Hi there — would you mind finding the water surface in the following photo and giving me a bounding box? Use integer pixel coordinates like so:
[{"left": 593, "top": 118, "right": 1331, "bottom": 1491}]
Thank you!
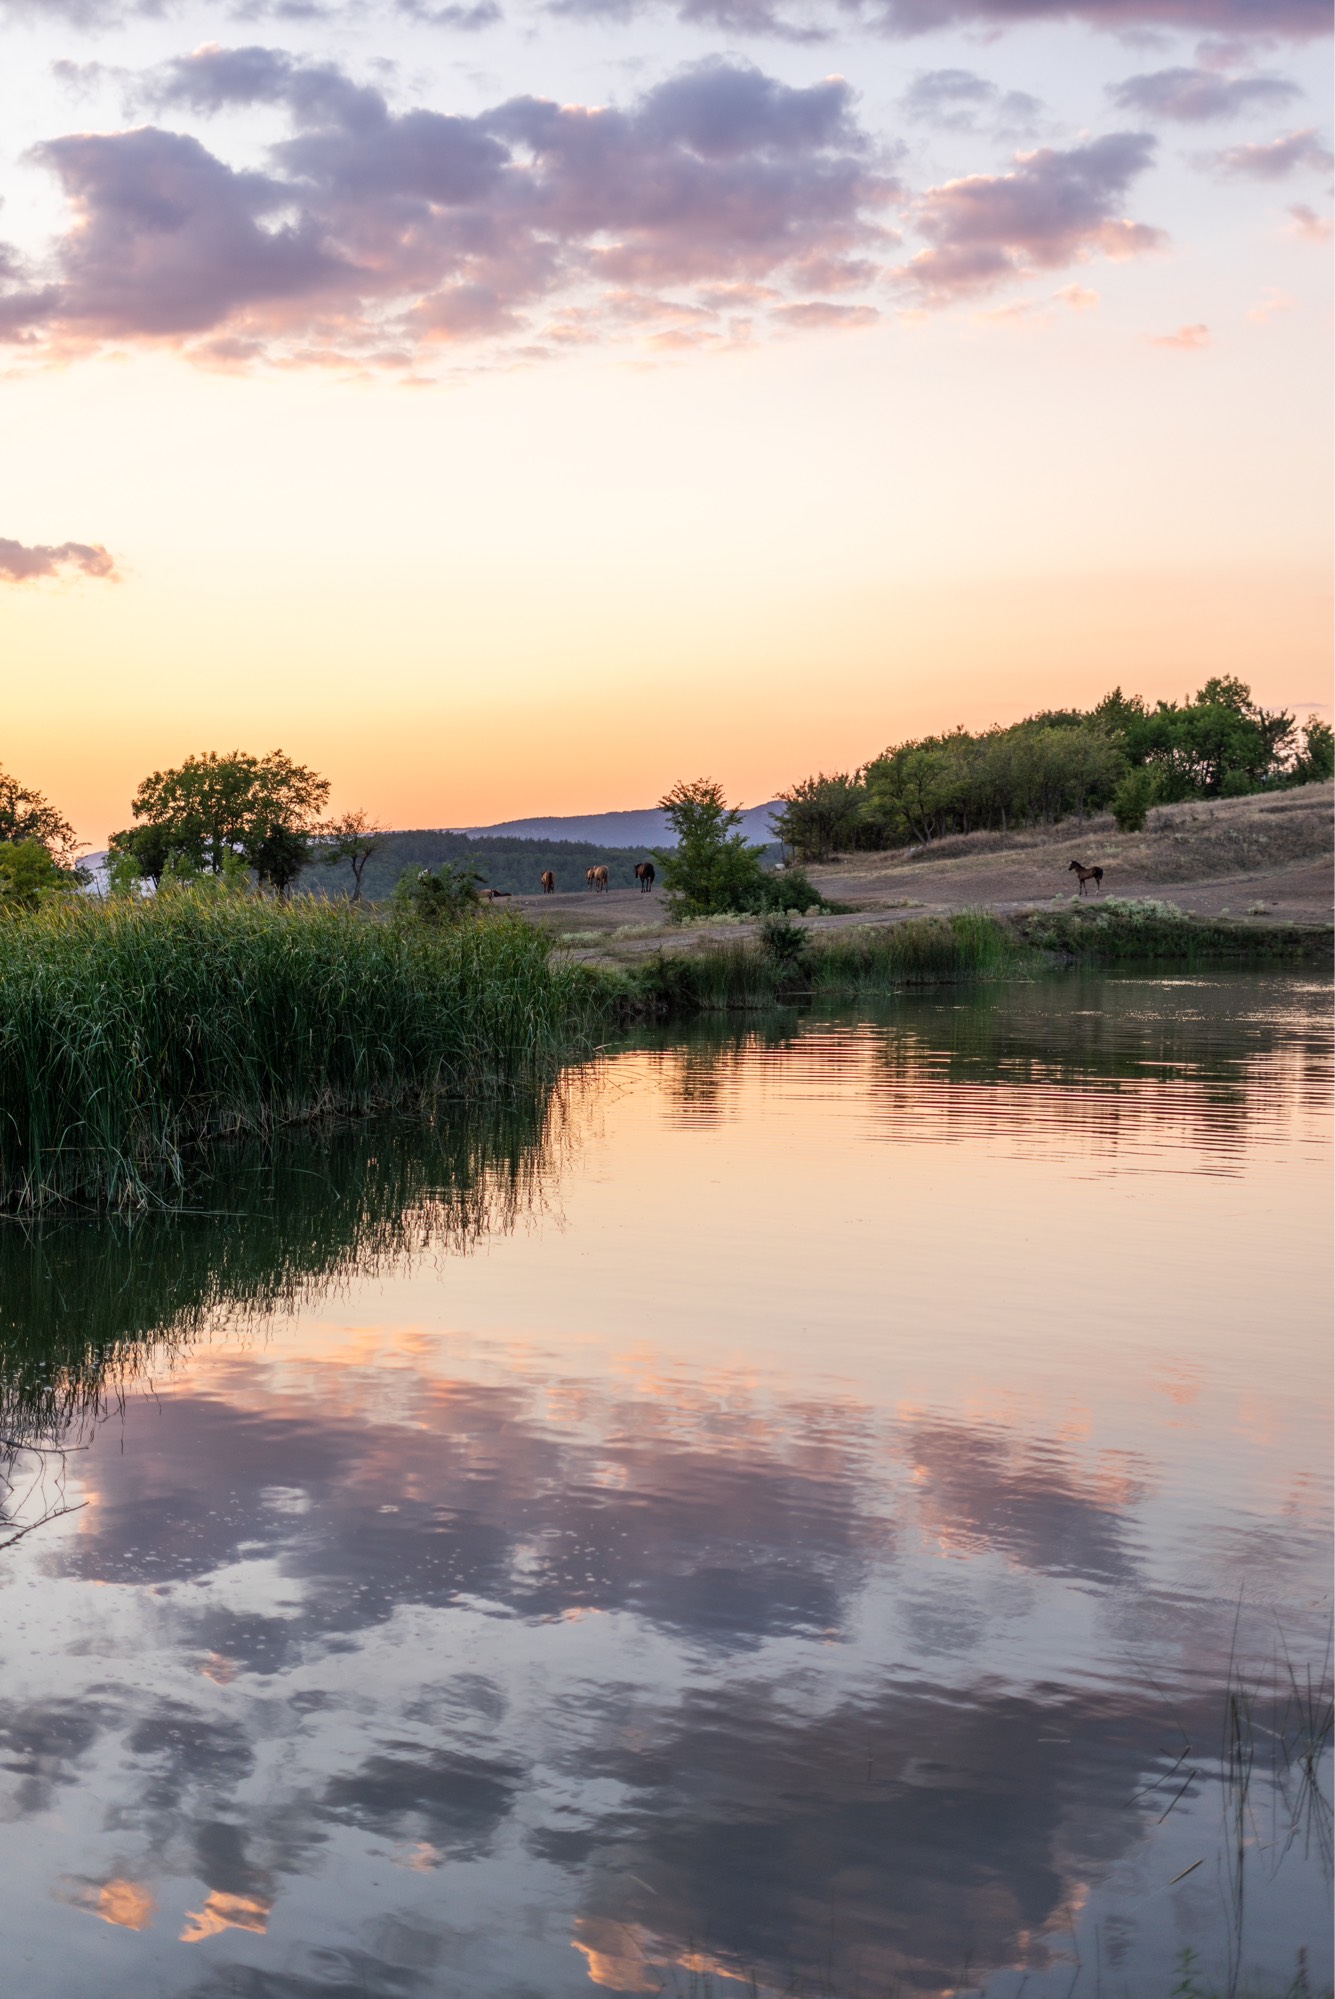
[{"left": 1, "top": 972, "right": 1330, "bottom": 1997}]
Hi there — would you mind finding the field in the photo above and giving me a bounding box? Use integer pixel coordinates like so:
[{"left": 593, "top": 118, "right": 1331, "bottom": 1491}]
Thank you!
[{"left": 514, "top": 785, "right": 1333, "bottom": 964}]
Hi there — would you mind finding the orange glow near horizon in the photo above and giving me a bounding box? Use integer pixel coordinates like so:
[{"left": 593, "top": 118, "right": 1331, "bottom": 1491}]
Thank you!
[{"left": 2, "top": 91, "right": 1329, "bottom": 849}]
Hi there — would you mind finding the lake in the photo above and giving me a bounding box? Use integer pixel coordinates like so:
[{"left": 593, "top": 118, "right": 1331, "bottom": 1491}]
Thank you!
[{"left": 0, "top": 971, "right": 1330, "bottom": 1998}]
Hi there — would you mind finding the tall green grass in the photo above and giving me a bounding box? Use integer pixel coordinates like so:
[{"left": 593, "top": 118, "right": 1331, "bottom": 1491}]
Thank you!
[
  {"left": 1017, "top": 898, "right": 1332, "bottom": 964},
  {"left": 0, "top": 890, "right": 604, "bottom": 1212},
  {"left": 634, "top": 910, "right": 1017, "bottom": 1011}
]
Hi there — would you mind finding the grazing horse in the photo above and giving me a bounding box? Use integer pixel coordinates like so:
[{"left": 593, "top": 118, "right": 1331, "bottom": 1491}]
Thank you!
[
  {"left": 1069, "top": 861, "right": 1104, "bottom": 895},
  {"left": 592, "top": 865, "right": 610, "bottom": 893},
  {"left": 634, "top": 861, "right": 655, "bottom": 893},
  {"left": 540, "top": 870, "right": 555, "bottom": 894}
]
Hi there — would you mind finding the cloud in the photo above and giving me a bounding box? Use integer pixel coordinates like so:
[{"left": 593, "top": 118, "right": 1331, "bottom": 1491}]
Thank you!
[
  {"left": 899, "top": 68, "right": 1044, "bottom": 133},
  {"left": 1213, "top": 127, "right": 1335, "bottom": 177},
  {"left": 5, "top": 56, "right": 897, "bottom": 369},
  {"left": 1150, "top": 321, "right": 1209, "bottom": 347},
  {"left": 0, "top": 537, "right": 117, "bottom": 582},
  {"left": 900, "top": 132, "right": 1163, "bottom": 303},
  {"left": 550, "top": 0, "right": 1331, "bottom": 41},
  {"left": 1285, "top": 200, "right": 1332, "bottom": 239},
  {"left": 1109, "top": 65, "right": 1302, "bottom": 122}
]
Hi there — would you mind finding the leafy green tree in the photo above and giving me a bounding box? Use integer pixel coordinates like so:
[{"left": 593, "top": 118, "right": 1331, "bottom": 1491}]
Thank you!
[
  {"left": 107, "top": 822, "right": 188, "bottom": 888},
  {"left": 0, "top": 840, "right": 75, "bottom": 911},
  {"left": 1293, "top": 715, "right": 1334, "bottom": 784},
  {"left": 128, "top": 750, "right": 329, "bottom": 875},
  {"left": 656, "top": 779, "right": 774, "bottom": 916},
  {"left": 320, "top": 810, "right": 388, "bottom": 903},
  {"left": 1111, "top": 766, "right": 1157, "bottom": 832},
  {"left": 772, "top": 773, "right": 862, "bottom": 862},
  {"left": 0, "top": 766, "right": 78, "bottom": 863},
  {"left": 251, "top": 823, "right": 312, "bottom": 898}
]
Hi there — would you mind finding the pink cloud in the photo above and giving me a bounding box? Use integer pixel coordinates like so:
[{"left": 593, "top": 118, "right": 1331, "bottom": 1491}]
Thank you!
[
  {"left": 1285, "top": 201, "right": 1332, "bottom": 240},
  {"left": 1150, "top": 322, "right": 1210, "bottom": 349},
  {"left": 899, "top": 133, "right": 1163, "bottom": 303},
  {"left": 0, "top": 537, "right": 117, "bottom": 583},
  {"left": 2, "top": 56, "right": 898, "bottom": 369},
  {"left": 1214, "top": 128, "right": 1334, "bottom": 178}
]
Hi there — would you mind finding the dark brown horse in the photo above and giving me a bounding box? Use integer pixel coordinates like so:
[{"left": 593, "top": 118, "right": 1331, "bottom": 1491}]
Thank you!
[
  {"left": 1069, "top": 861, "right": 1104, "bottom": 895},
  {"left": 540, "top": 870, "right": 555, "bottom": 894},
  {"left": 634, "top": 861, "right": 655, "bottom": 893}
]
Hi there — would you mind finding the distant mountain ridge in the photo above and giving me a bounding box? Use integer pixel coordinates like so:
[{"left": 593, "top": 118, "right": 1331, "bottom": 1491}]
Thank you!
[{"left": 460, "top": 803, "right": 782, "bottom": 847}]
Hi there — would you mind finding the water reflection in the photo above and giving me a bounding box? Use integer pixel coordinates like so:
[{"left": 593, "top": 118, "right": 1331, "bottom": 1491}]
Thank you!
[
  {"left": 636, "top": 973, "right": 1331, "bottom": 1169},
  {"left": 0, "top": 974, "right": 1328, "bottom": 1998}
]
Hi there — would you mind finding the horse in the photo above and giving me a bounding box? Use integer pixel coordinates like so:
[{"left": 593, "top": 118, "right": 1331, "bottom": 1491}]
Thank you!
[
  {"left": 1069, "top": 861, "right": 1104, "bottom": 895},
  {"left": 586, "top": 868, "right": 597, "bottom": 891},
  {"left": 634, "top": 862, "right": 655, "bottom": 893},
  {"left": 540, "top": 871, "right": 555, "bottom": 894},
  {"left": 592, "top": 865, "right": 610, "bottom": 893}
]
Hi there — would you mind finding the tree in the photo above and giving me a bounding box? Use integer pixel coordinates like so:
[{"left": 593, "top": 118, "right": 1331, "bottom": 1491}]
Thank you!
[
  {"left": 0, "top": 766, "right": 78, "bottom": 864},
  {"left": 320, "top": 810, "right": 388, "bottom": 903},
  {"left": 656, "top": 778, "right": 774, "bottom": 917},
  {"left": 1111, "top": 767, "right": 1157, "bottom": 833},
  {"left": 1292, "top": 716, "right": 1333, "bottom": 785},
  {"left": 250, "top": 823, "right": 312, "bottom": 899},
  {"left": 129, "top": 750, "right": 329, "bottom": 875},
  {"left": 107, "top": 822, "right": 189, "bottom": 888},
  {"left": 0, "top": 840, "right": 76, "bottom": 911},
  {"left": 772, "top": 774, "right": 862, "bottom": 862}
]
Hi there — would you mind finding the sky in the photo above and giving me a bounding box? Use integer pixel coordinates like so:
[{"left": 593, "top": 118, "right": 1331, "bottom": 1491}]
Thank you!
[{"left": 0, "top": 0, "right": 1330, "bottom": 847}]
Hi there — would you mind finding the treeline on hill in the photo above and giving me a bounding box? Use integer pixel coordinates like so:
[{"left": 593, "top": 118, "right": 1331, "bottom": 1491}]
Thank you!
[
  {"left": 773, "top": 678, "right": 1335, "bottom": 860},
  {"left": 301, "top": 830, "right": 658, "bottom": 902}
]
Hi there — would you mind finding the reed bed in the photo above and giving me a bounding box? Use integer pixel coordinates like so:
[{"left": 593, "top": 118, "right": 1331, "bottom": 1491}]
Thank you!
[
  {"left": 635, "top": 910, "right": 1018, "bottom": 1011},
  {"left": 0, "top": 890, "right": 604, "bottom": 1213}
]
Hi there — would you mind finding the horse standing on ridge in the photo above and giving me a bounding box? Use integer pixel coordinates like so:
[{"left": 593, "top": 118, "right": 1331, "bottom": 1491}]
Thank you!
[
  {"left": 634, "top": 862, "right": 655, "bottom": 893},
  {"left": 592, "top": 865, "right": 610, "bottom": 892},
  {"left": 540, "top": 871, "right": 555, "bottom": 893},
  {"left": 1069, "top": 861, "right": 1104, "bottom": 895}
]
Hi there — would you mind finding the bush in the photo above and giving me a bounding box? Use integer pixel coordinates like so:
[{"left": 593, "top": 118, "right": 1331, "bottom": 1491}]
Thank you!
[
  {"left": 1111, "top": 767, "right": 1157, "bottom": 832},
  {"left": 757, "top": 911, "right": 810, "bottom": 979},
  {"left": 391, "top": 861, "right": 483, "bottom": 927}
]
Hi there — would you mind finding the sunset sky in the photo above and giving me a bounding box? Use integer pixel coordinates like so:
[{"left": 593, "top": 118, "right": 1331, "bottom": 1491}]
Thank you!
[{"left": 1, "top": 0, "right": 1330, "bottom": 847}]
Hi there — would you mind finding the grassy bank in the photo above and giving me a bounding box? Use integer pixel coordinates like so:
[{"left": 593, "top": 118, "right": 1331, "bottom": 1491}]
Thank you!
[
  {"left": 625, "top": 908, "right": 1018, "bottom": 1010},
  {"left": 1015, "top": 896, "right": 1332, "bottom": 964},
  {"left": 0, "top": 890, "right": 603, "bottom": 1213}
]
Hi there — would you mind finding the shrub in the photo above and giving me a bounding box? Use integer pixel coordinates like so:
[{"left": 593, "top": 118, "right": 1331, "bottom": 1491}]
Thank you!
[
  {"left": 391, "top": 861, "right": 484, "bottom": 927},
  {"left": 757, "top": 911, "right": 810, "bottom": 980},
  {"left": 1112, "top": 767, "right": 1157, "bottom": 833}
]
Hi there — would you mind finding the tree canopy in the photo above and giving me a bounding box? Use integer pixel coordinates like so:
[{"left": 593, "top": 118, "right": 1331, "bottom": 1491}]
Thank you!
[
  {"left": 773, "top": 680, "right": 1319, "bottom": 861},
  {"left": 0, "top": 765, "right": 78, "bottom": 864},
  {"left": 112, "top": 749, "right": 330, "bottom": 886},
  {"left": 656, "top": 779, "right": 819, "bottom": 917}
]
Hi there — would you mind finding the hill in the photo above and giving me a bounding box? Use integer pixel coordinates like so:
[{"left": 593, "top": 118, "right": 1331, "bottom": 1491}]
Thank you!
[
  {"left": 462, "top": 803, "right": 782, "bottom": 847},
  {"left": 304, "top": 828, "right": 657, "bottom": 901}
]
